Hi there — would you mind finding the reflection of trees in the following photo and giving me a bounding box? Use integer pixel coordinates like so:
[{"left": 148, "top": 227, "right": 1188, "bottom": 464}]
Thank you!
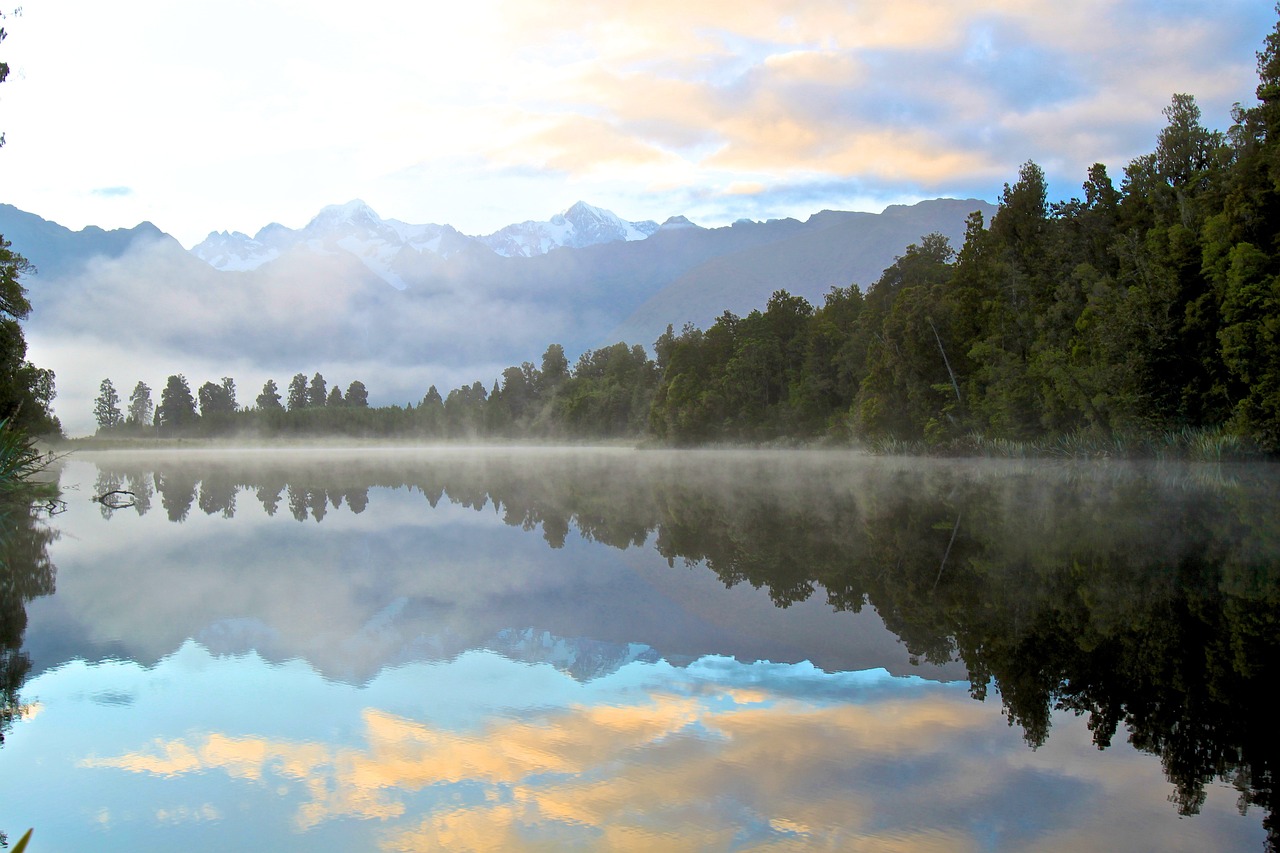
[
  {"left": 694, "top": 466, "right": 1279, "bottom": 845},
  {"left": 124, "top": 470, "right": 153, "bottom": 515},
  {"left": 97, "top": 457, "right": 374, "bottom": 523},
  {"left": 93, "top": 469, "right": 126, "bottom": 519},
  {"left": 0, "top": 495, "right": 59, "bottom": 749},
  {"left": 155, "top": 470, "right": 199, "bottom": 522},
  {"left": 197, "top": 471, "right": 237, "bottom": 518},
  {"left": 87, "top": 451, "right": 1279, "bottom": 840}
]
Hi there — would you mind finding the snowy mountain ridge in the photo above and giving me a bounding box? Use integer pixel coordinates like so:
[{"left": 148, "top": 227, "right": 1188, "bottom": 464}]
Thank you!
[
  {"left": 479, "top": 200, "right": 660, "bottom": 258},
  {"left": 190, "top": 199, "right": 670, "bottom": 284}
]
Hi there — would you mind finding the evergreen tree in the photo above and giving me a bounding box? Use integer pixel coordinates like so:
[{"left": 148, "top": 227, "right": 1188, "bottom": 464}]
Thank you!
[
  {"left": 540, "top": 344, "right": 569, "bottom": 395},
  {"left": 220, "top": 377, "right": 237, "bottom": 411},
  {"left": 126, "top": 381, "right": 154, "bottom": 428},
  {"left": 286, "top": 373, "right": 308, "bottom": 411},
  {"left": 92, "top": 379, "right": 124, "bottom": 430},
  {"left": 418, "top": 385, "right": 444, "bottom": 433},
  {"left": 155, "top": 375, "right": 198, "bottom": 431},
  {"left": 345, "top": 380, "right": 369, "bottom": 408},
  {"left": 197, "top": 380, "right": 235, "bottom": 417},
  {"left": 307, "top": 373, "right": 328, "bottom": 408},
  {"left": 496, "top": 366, "right": 531, "bottom": 421},
  {"left": 256, "top": 379, "right": 283, "bottom": 411}
]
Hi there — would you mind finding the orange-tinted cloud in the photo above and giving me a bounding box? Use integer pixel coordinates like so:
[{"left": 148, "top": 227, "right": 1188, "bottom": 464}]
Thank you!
[
  {"left": 489, "top": 114, "right": 681, "bottom": 175},
  {"left": 453, "top": 0, "right": 1262, "bottom": 199},
  {"left": 83, "top": 688, "right": 993, "bottom": 848}
]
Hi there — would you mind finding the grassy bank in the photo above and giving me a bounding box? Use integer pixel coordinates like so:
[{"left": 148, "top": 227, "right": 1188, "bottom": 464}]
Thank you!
[{"left": 0, "top": 420, "right": 59, "bottom": 496}]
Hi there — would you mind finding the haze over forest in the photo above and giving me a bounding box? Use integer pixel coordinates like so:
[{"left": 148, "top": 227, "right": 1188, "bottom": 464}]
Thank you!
[{"left": 4, "top": 196, "right": 993, "bottom": 435}]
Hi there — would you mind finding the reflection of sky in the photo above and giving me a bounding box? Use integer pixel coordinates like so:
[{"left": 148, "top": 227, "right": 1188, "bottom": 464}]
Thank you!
[{"left": 3, "top": 645, "right": 1262, "bottom": 852}]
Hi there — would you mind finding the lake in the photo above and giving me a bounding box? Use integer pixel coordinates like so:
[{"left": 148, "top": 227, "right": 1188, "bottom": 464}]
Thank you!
[{"left": 0, "top": 447, "right": 1275, "bottom": 851}]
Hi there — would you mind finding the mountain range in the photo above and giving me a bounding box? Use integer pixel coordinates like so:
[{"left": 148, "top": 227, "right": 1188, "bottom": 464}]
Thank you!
[
  {"left": 0, "top": 196, "right": 996, "bottom": 434},
  {"left": 184, "top": 195, "right": 996, "bottom": 345},
  {"left": 190, "top": 199, "right": 664, "bottom": 284}
]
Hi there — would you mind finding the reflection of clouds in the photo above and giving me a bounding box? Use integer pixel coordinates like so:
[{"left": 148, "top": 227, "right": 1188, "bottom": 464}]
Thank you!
[
  {"left": 154, "top": 804, "right": 221, "bottom": 825},
  {"left": 83, "top": 686, "right": 989, "bottom": 848},
  {"left": 23, "top": 645, "right": 1264, "bottom": 850}
]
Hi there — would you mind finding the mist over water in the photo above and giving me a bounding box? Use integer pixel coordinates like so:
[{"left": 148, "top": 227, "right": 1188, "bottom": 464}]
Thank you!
[{"left": 1, "top": 448, "right": 1275, "bottom": 850}]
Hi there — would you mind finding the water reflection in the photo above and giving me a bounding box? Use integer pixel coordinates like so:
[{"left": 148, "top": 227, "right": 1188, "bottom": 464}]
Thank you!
[
  {"left": 3, "top": 449, "right": 1277, "bottom": 850},
  {"left": 0, "top": 495, "right": 58, "bottom": 748},
  {"left": 13, "top": 645, "right": 1254, "bottom": 851}
]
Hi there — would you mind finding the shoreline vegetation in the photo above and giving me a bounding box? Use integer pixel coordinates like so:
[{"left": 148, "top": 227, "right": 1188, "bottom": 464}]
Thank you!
[{"left": 0, "top": 420, "right": 58, "bottom": 497}]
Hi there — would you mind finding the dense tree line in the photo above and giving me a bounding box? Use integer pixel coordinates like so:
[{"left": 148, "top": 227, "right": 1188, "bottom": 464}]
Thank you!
[
  {"left": 91, "top": 343, "right": 659, "bottom": 440},
  {"left": 93, "top": 372, "right": 381, "bottom": 438},
  {"left": 92, "top": 12, "right": 1280, "bottom": 452}
]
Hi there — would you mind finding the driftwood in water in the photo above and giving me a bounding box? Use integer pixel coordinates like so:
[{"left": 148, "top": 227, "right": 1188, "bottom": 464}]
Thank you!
[{"left": 93, "top": 489, "right": 136, "bottom": 508}]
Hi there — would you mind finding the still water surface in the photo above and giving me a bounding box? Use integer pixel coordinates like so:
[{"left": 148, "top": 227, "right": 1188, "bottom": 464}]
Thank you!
[{"left": 0, "top": 448, "right": 1275, "bottom": 851}]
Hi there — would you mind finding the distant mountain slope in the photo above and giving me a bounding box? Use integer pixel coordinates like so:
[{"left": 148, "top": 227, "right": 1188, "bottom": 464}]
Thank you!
[
  {"left": 612, "top": 198, "right": 996, "bottom": 346},
  {"left": 387, "top": 210, "right": 815, "bottom": 337},
  {"left": 0, "top": 203, "right": 181, "bottom": 281}
]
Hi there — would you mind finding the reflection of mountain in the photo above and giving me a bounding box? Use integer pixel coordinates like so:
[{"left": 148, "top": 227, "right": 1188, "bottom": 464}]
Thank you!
[
  {"left": 486, "top": 628, "right": 661, "bottom": 681},
  {"left": 69, "top": 450, "right": 1280, "bottom": 837},
  {"left": 192, "top": 613, "right": 660, "bottom": 683}
]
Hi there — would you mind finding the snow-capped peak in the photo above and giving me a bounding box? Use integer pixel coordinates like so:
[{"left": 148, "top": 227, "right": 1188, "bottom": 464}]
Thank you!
[
  {"left": 189, "top": 199, "right": 475, "bottom": 284},
  {"left": 657, "top": 215, "right": 701, "bottom": 231},
  {"left": 480, "top": 201, "right": 660, "bottom": 258},
  {"left": 304, "top": 199, "right": 382, "bottom": 233},
  {"left": 190, "top": 229, "right": 280, "bottom": 272}
]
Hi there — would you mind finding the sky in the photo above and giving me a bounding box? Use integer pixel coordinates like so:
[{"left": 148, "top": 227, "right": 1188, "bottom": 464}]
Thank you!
[{"left": 0, "top": 0, "right": 1274, "bottom": 248}]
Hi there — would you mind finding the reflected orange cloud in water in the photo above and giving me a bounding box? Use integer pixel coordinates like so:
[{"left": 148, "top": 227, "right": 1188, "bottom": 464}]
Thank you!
[{"left": 82, "top": 688, "right": 994, "bottom": 849}]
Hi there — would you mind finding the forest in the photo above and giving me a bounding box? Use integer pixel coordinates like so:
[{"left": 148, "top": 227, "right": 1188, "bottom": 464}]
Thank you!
[{"left": 90, "top": 12, "right": 1280, "bottom": 454}]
